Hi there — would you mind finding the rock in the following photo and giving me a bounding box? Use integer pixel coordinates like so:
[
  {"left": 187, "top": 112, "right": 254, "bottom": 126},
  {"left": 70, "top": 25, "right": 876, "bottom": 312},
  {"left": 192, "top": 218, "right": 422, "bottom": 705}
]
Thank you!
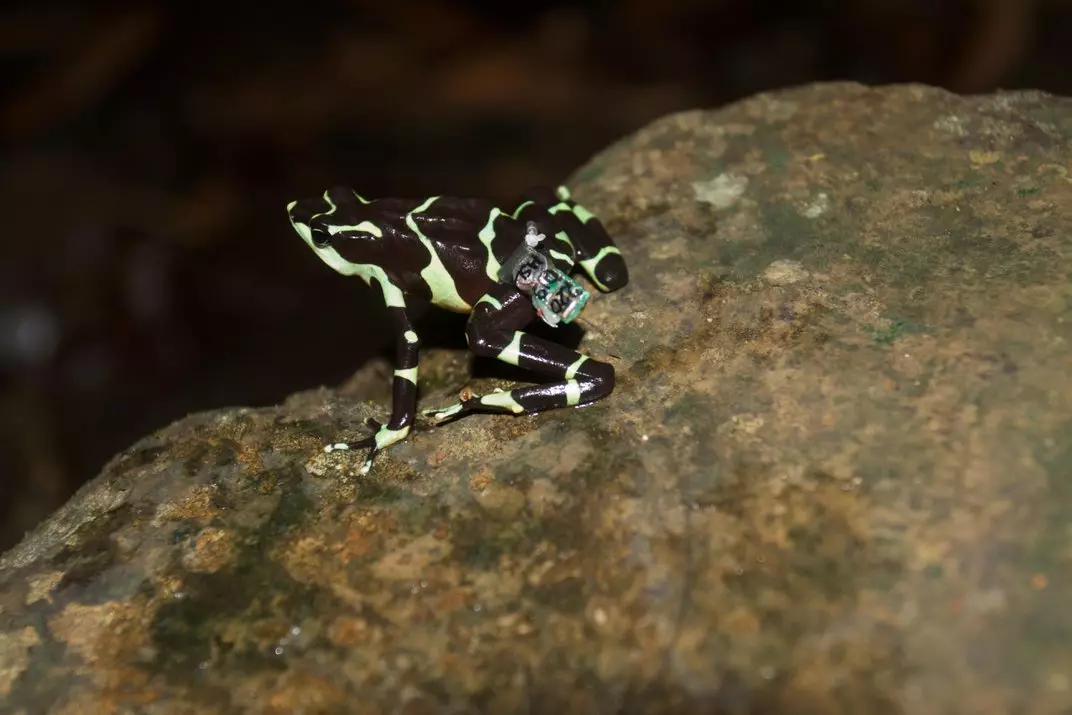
[{"left": 2, "top": 82, "right": 1071, "bottom": 714}]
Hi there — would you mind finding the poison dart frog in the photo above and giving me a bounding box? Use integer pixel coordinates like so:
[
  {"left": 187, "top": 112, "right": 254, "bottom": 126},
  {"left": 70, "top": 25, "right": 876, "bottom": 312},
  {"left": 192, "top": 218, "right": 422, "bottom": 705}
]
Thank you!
[{"left": 286, "top": 185, "right": 628, "bottom": 474}]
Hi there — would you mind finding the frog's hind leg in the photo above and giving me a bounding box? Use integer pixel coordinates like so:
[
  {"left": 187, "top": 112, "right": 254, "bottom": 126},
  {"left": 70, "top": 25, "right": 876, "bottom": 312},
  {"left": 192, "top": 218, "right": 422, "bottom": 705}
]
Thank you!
[
  {"left": 422, "top": 285, "right": 613, "bottom": 423},
  {"left": 326, "top": 304, "right": 420, "bottom": 475}
]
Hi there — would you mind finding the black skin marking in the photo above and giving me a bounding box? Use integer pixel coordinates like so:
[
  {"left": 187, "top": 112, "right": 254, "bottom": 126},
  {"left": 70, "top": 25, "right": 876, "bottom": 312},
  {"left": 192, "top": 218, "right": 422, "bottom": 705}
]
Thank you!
[{"left": 287, "top": 184, "right": 628, "bottom": 474}]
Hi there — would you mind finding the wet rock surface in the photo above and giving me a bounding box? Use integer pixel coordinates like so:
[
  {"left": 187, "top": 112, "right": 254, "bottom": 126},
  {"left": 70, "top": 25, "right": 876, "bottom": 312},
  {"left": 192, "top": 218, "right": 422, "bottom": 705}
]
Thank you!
[{"left": 2, "top": 82, "right": 1071, "bottom": 714}]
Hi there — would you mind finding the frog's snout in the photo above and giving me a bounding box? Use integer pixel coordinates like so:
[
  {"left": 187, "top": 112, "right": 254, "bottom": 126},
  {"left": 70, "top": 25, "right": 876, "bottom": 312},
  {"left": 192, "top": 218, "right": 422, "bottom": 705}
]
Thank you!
[{"left": 594, "top": 252, "right": 629, "bottom": 292}]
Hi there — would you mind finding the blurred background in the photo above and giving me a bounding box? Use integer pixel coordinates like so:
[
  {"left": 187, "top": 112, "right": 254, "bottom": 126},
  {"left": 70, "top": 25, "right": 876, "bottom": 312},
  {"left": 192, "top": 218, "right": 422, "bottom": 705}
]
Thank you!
[{"left": 1, "top": 0, "right": 1069, "bottom": 551}]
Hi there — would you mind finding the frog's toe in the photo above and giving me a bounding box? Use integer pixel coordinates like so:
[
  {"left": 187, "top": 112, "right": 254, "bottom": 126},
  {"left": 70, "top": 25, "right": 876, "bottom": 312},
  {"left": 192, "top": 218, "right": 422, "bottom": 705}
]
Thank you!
[
  {"left": 325, "top": 440, "right": 355, "bottom": 453},
  {"left": 324, "top": 418, "right": 381, "bottom": 450},
  {"left": 422, "top": 401, "right": 467, "bottom": 424}
]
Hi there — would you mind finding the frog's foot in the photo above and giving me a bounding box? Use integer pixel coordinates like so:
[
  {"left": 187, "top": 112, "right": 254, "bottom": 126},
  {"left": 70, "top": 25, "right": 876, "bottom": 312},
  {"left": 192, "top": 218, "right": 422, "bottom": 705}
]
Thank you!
[
  {"left": 324, "top": 418, "right": 411, "bottom": 475},
  {"left": 422, "top": 388, "right": 523, "bottom": 425}
]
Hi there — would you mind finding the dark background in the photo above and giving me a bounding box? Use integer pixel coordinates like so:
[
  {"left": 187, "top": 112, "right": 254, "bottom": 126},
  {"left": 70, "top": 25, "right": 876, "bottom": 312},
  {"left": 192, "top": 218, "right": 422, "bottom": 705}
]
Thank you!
[{"left": 1, "top": 0, "right": 1069, "bottom": 551}]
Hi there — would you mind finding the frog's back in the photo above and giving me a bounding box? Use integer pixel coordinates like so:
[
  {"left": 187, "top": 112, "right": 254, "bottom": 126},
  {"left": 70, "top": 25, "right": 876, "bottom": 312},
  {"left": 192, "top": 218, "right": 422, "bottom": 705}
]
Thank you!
[
  {"left": 289, "top": 186, "right": 518, "bottom": 311},
  {"left": 297, "top": 188, "right": 500, "bottom": 246}
]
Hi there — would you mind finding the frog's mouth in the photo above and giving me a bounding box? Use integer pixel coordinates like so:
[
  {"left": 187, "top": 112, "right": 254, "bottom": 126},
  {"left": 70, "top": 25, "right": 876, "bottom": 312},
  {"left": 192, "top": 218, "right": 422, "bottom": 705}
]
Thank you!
[{"left": 498, "top": 240, "right": 590, "bottom": 327}]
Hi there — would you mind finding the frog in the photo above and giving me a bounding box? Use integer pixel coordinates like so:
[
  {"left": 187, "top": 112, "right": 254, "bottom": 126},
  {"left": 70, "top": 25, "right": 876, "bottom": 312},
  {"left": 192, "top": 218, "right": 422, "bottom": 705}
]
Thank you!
[{"left": 286, "top": 184, "right": 628, "bottom": 474}]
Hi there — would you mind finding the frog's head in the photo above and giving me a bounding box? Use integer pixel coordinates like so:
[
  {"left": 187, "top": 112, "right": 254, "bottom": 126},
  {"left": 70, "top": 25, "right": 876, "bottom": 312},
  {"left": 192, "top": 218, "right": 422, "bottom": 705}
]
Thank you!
[
  {"left": 549, "top": 186, "right": 628, "bottom": 294},
  {"left": 286, "top": 198, "right": 330, "bottom": 248},
  {"left": 571, "top": 218, "right": 628, "bottom": 293}
]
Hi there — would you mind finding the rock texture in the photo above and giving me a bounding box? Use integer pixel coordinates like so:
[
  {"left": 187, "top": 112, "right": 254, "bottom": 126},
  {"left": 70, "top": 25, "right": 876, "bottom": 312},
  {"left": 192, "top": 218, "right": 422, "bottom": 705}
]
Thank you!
[{"left": 2, "top": 82, "right": 1071, "bottom": 714}]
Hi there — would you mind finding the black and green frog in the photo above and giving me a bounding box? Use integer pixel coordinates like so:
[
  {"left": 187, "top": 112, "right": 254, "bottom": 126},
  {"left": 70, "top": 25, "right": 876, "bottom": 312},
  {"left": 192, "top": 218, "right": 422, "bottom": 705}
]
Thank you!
[{"left": 286, "top": 184, "right": 628, "bottom": 474}]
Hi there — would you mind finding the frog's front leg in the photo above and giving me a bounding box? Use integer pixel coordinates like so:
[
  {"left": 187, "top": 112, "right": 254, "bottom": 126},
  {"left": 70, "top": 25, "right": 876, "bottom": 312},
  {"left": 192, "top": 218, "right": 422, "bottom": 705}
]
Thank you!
[
  {"left": 326, "top": 304, "right": 420, "bottom": 475},
  {"left": 423, "top": 285, "right": 613, "bottom": 423}
]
